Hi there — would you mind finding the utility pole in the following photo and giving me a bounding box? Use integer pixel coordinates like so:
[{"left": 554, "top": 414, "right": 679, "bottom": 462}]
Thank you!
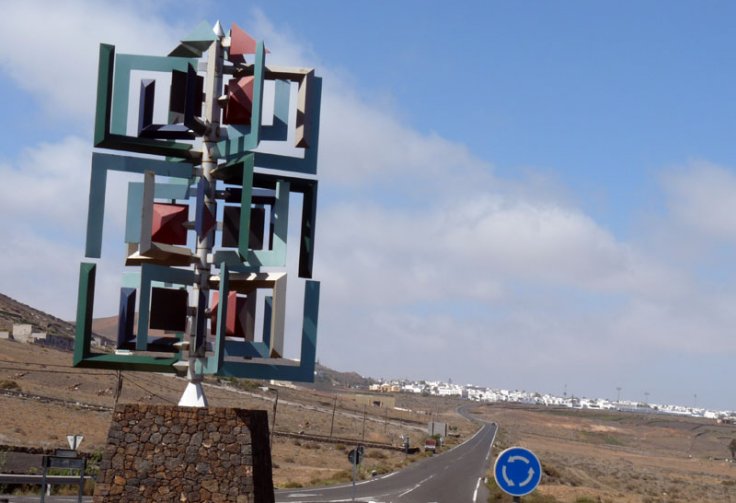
[
  {"left": 329, "top": 395, "right": 337, "bottom": 438},
  {"left": 361, "top": 404, "right": 367, "bottom": 442},
  {"left": 269, "top": 388, "right": 279, "bottom": 450}
]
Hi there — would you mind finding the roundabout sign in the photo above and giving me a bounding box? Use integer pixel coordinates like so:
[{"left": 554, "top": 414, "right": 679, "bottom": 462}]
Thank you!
[{"left": 493, "top": 446, "right": 542, "bottom": 497}]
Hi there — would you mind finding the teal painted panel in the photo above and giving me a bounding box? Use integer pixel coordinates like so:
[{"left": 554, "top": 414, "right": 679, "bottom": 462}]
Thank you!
[
  {"left": 216, "top": 42, "right": 265, "bottom": 160},
  {"left": 181, "top": 20, "right": 217, "bottom": 47},
  {"left": 112, "top": 53, "right": 196, "bottom": 135},
  {"left": 237, "top": 156, "right": 255, "bottom": 261},
  {"left": 136, "top": 263, "right": 195, "bottom": 351},
  {"left": 215, "top": 280, "right": 319, "bottom": 382},
  {"left": 222, "top": 340, "right": 269, "bottom": 359},
  {"left": 92, "top": 44, "right": 197, "bottom": 159},
  {"left": 205, "top": 263, "right": 230, "bottom": 374},
  {"left": 260, "top": 79, "right": 290, "bottom": 142},
  {"left": 85, "top": 152, "right": 193, "bottom": 258},
  {"left": 121, "top": 272, "right": 140, "bottom": 288},
  {"left": 247, "top": 180, "right": 289, "bottom": 267},
  {"left": 251, "top": 77, "right": 322, "bottom": 175},
  {"left": 125, "top": 181, "right": 190, "bottom": 244}
]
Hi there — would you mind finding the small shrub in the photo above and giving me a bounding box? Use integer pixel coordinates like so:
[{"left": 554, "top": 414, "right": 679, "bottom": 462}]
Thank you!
[
  {"left": 281, "top": 481, "right": 303, "bottom": 489},
  {"left": 0, "top": 380, "right": 19, "bottom": 390}
]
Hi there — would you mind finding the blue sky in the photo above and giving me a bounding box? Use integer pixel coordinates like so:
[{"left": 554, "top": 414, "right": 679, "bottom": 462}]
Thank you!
[{"left": 1, "top": 1, "right": 736, "bottom": 410}]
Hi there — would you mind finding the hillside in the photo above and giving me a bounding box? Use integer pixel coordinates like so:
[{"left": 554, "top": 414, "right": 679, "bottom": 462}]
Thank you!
[{"left": 0, "top": 293, "right": 76, "bottom": 348}]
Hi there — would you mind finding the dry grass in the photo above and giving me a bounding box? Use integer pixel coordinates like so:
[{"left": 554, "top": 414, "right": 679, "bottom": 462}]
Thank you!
[
  {"left": 0, "top": 339, "right": 475, "bottom": 488},
  {"left": 473, "top": 403, "right": 736, "bottom": 503}
]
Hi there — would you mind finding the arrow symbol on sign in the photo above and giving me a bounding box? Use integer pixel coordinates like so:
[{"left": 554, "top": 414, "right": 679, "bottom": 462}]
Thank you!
[
  {"left": 502, "top": 466, "right": 514, "bottom": 487},
  {"left": 519, "top": 467, "right": 535, "bottom": 487},
  {"left": 509, "top": 455, "right": 530, "bottom": 464}
]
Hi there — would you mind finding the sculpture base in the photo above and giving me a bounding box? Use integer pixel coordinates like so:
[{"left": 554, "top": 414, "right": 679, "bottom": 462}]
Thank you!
[
  {"left": 178, "top": 381, "right": 209, "bottom": 407},
  {"left": 93, "top": 404, "right": 274, "bottom": 502}
]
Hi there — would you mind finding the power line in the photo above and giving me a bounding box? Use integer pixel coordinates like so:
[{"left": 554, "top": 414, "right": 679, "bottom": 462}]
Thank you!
[
  {"left": 0, "top": 358, "right": 99, "bottom": 370},
  {"left": 0, "top": 365, "right": 118, "bottom": 377},
  {"left": 123, "top": 374, "right": 177, "bottom": 405}
]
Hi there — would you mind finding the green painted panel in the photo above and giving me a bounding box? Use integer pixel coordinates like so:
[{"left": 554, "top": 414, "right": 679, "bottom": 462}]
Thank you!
[
  {"left": 74, "top": 353, "right": 179, "bottom": 373},
  {"left": 73, "top": 263, "right": 96, "bottom": 366},
  {"left": 94, "top": 44, "right": 115, "bottom": 148}
]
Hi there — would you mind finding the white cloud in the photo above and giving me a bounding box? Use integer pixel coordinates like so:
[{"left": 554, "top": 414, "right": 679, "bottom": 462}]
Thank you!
[
  {"left": 0, "top": 1, "right": 180, "bottom": 123},
  {"left": 2, "top": 2, "right": 736, "bottom": 409},
  {"left": 662, "top": 161, "right": 736, "bottom": 241}
]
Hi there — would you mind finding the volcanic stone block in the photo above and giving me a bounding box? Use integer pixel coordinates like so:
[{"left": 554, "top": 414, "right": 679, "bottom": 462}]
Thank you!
[{"left": 93, "top": 404, "right": 274, "bottom": 502}]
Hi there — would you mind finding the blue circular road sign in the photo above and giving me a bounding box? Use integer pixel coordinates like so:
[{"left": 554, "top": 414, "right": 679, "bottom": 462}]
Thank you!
[{"left": 493, "top": 446, "right": 542, "bottom": 497}]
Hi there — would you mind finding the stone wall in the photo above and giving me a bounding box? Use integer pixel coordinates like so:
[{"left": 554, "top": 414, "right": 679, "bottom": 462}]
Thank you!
[{"left": 94, "top": 404, "right": 274, "bottom": 502}]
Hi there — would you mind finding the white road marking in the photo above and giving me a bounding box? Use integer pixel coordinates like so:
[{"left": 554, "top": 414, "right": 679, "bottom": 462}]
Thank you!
[
  {"left": 473, "top": 477, "right": 482, "bottom": 502},
  {"left": 397, "top": 474, "right": 434, "bottom": 497}
]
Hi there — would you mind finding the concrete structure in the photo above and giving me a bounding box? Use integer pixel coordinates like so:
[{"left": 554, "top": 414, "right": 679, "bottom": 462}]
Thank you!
[{"left": 12, "top": 324, "right": 33, "bottom": 343}]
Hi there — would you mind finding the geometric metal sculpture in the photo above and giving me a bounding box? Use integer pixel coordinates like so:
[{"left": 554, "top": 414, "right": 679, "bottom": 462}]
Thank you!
[{"left": 73, "top": 20, "right": 322, "bottom": 406}]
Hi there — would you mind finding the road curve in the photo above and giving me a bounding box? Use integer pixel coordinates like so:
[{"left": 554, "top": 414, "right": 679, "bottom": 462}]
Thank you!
[{"left": 276, "top": 412, "right": 497, "bottom": 503}]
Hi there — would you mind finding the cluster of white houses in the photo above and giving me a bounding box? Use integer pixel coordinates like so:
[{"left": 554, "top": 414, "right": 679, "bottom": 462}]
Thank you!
[
  {"left": 369, "top": 379, "right": 736, "bottom": 421},
  {"left": 0, "top": 323, "right": 106, "bottom": 350}
]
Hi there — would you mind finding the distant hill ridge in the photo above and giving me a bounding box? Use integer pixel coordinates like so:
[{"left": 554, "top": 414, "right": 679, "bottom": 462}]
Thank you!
[
  {"left": 0, "top": 292, "right": 76, "bottom": 341},
  {"left": 0, "top": 293, "right": 374, "bottom": 390}
]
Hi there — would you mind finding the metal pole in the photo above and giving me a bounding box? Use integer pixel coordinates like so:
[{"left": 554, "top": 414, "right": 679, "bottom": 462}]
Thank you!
[
  {"left": 361, "top": 405, "right": 367, "bottom": 442},
  {"left": 180, "top": 22, "right": 223, "bottom": 407},
  {"left": 513, "top": 497, "right": 521, "bottom": 503},
  {"left": 40, "top": 459, "right": 48, "bottom": 503},
  {"left": 329, "top": 395, "right": 337, "bottom": 438},
  {"left": 77, "top": 458, "right": 86, "bottom": 503},
  {"left": 351, "top": 456, "right": 357, "bottom": 502},
  {"left": 270, "top": 389, "right": 279, "bottom": 450}
]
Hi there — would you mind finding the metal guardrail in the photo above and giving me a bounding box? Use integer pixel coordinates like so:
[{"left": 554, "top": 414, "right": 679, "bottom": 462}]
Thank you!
[
  {"left": 273, "top": 430, "right": 401, "bottom": 451},
  {"left": 0, "top": 474, "right": 93, "bottom": 484}
]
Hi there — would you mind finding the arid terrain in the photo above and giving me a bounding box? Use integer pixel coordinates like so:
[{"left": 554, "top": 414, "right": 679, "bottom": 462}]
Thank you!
[
  {"left": 473, "top": 403, "right": 736, "bottom": 502},
  {"left": 1, "top": 295, "right": 735, "bottom": 501},
  {"left": 0, "top": 338, "right": 474, "bottom": 490}
]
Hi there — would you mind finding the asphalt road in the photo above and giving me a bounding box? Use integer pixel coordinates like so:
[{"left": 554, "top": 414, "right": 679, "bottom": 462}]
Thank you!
[
  {"left": 1, "top": 410, "right": 496, "bottom": 503},
  {"left": 275, "top": 418, "right": 497, "bottom": 503}
]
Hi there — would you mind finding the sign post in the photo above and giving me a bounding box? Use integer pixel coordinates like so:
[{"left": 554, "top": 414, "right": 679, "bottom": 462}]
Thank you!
[
  {"left": 347, "top": 445, "right": 364, "bottom": 502},
  {"left": 493, "top": 446, "right": 542, "bottom": 501}
]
